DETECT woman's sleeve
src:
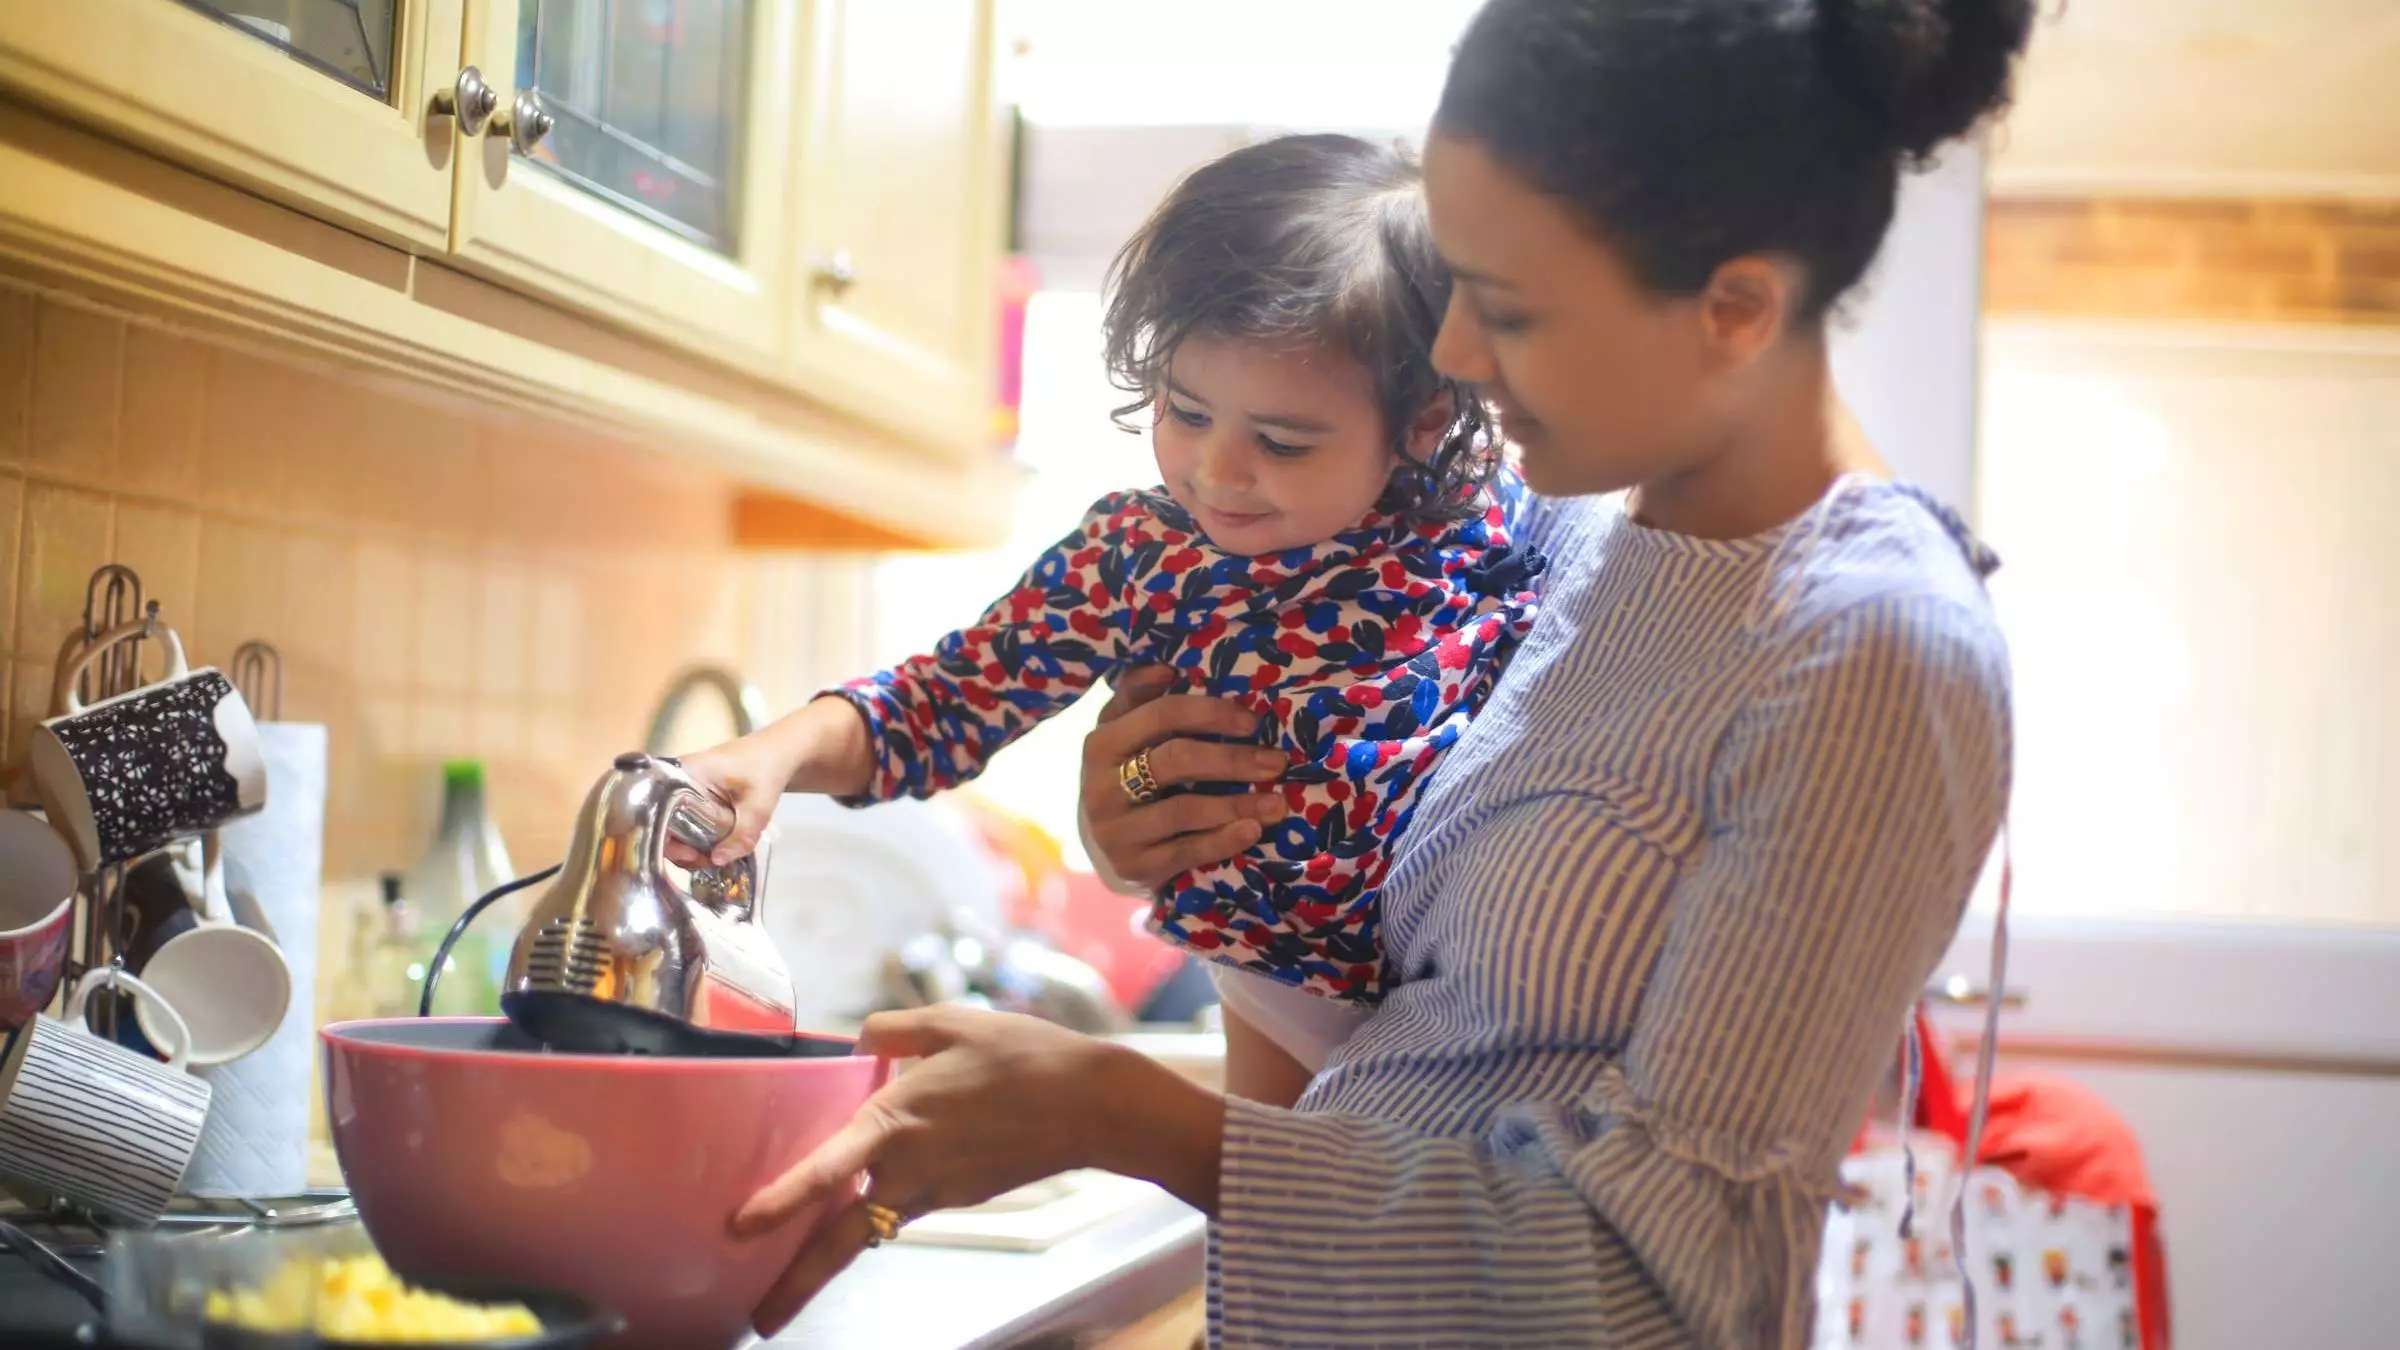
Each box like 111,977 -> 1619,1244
836,499 -> 1134,801
1208,594 -> 2012,1349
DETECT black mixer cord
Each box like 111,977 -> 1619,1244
416,864 -> 564,1019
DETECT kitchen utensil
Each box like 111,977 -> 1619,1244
321,1017 -> 879,1350
227,641 -> 282,722
56,567 -> 152,1047
188,717 -> 326,1198
30,616 -> 267,872
72,563 -> 146,716
119,835 -> 292,1068
493,753 -> 792,1055
755,792 -> 1006,1028
0,967 -> 210,1228
0,811 -> 78,1029
104,1220 -> 625,1349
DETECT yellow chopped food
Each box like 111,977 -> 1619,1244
203,1252 -> 542,1343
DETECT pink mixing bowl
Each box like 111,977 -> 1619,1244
322,1018 -> 882,1350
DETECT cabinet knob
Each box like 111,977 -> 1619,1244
433,66 -> 499,137
492,89 -> 556,158
813,251 -> 859,295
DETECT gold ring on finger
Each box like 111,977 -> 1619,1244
862,1200 -> 908,1248
1117,748 -> 1162,806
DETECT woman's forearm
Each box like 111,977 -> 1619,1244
1089,1042 -> 1225,1215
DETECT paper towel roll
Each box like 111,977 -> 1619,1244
185,721 -> 325,1199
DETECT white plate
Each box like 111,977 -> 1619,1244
758,794 -> 1007,1029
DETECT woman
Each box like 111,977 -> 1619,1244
728,0 -> 2031,1344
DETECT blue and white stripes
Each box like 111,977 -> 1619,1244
1208,483 -> 2012,1348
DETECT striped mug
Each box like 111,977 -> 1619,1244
0,967 -> 211,1226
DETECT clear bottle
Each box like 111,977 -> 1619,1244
407,760 -> 517,1016
362,874 -> 424,1019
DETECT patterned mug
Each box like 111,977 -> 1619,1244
28,618 -> 266,872
0,967 -> 211,1227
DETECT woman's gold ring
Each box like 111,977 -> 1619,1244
862,1201 -> 907,1248
1117,749 -> 1162,806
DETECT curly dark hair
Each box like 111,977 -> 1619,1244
1101,134 -> 1500,528
1436,0 -> 2035,320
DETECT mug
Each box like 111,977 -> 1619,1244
120,834 -> 291,1067
0,967 -> 211,1227
29,618 -> 266,873
0,811 -> 77,1029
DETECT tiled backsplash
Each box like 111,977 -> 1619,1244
0,274 -> 877,999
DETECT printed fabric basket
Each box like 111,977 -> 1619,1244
1813,1010 -> 2172,1350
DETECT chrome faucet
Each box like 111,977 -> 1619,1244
643,664 -> 769,755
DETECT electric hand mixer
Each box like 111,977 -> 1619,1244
422,753 -> 836,1057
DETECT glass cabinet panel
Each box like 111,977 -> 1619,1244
175,0 -> 399,101
513,0 -> 750,252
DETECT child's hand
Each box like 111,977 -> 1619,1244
668,698 -> 877,867
670,733 -> 795,868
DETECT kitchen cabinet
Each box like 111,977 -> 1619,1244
0,0 -> 465,249
0,3 -> 1016,541
785,0 -> 1005,455
0,0 -> 1006,449
450,0 -> 800,368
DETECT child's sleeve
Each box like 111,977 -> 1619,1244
832,496 -> 1140,802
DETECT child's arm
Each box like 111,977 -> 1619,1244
678,499 -> 1140,863
1218,1001 -> 1315,1109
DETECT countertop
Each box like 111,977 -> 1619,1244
767,1190 -> 1204,1349
0,1193 -> 1204,1350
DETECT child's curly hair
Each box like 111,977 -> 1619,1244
1101,134 -> 1501,528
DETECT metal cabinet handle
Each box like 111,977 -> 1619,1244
432,66 -> 499,136
490,88 -> 555,157
812,250 -> 859,295
1926,974 -> 2027,1009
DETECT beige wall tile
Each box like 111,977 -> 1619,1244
16,482 -> 112,660
476,557 -> 530,699
111,500 -> 202,628
198,347 -> 298,519
0,281 -> 858,1067
119,325 -> 207,503
280,531 -> 356,697
350,541 -> 415,692
0,287 -> 33,470
470,701 -> 522,760
412,553 -> 477,693
410,695 -> 473,760
193,517 -> 287,669
0,472 -> 21,665
26,301 -> 121,486
8,659 -> 47,769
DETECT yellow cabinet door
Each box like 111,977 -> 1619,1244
786,0 -> 1003,457
446,0 -> 796,372
0,0 -> 464,250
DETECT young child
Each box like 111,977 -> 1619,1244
681,134 -> 1542,1104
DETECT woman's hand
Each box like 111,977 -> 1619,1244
731,1006 -> 1226,1336
1080,667 -> 1288,890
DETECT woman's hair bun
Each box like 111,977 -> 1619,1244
1817,0 -> 2037,160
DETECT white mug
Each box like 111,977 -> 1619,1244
30,618 -> 267,872
121,834 -> 292,1067
0,967 -> 211,1227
